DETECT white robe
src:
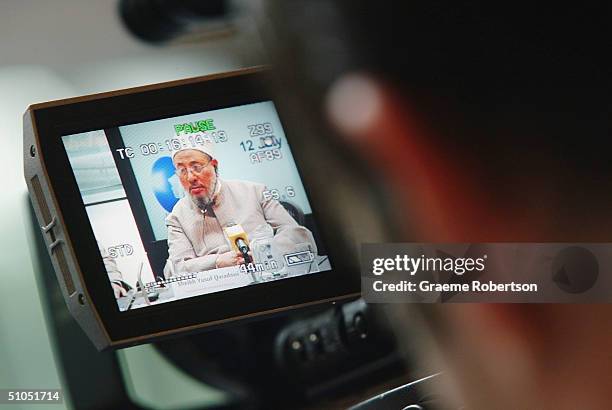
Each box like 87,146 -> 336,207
165,179 -> 316,274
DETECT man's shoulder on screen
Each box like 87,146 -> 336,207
221,179 -> 266,197
167,195 -> 195,214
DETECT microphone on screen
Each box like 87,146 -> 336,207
223,223 -> 253,265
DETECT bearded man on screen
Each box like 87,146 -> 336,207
165,143 -> 316,274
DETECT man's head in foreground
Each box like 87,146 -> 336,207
173,146 -> 218,211
267,2 -> 612,409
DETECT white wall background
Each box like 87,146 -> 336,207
87,200 -> 155,288
0,1 -> 266,408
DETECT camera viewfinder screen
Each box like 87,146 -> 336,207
62,101 -> 331,312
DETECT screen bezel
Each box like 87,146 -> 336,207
32,69 -> 360,343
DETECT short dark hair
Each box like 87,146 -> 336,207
267,3 -> 612,238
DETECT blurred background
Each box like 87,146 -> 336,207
12,2 -> 610,409
0,1 -> 263,409
1,2 -> 416,409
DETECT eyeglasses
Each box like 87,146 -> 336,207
175,162 -> 210,178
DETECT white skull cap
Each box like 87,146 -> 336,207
171,142 -> 215,163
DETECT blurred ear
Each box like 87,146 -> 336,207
325,73 -> 493,241
210,158 -> 218,168
326,74 -> 612,408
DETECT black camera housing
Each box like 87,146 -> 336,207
24,67 -> 360,350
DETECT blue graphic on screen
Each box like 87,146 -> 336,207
151,156 -> 185,213
120,101 -> 313,241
